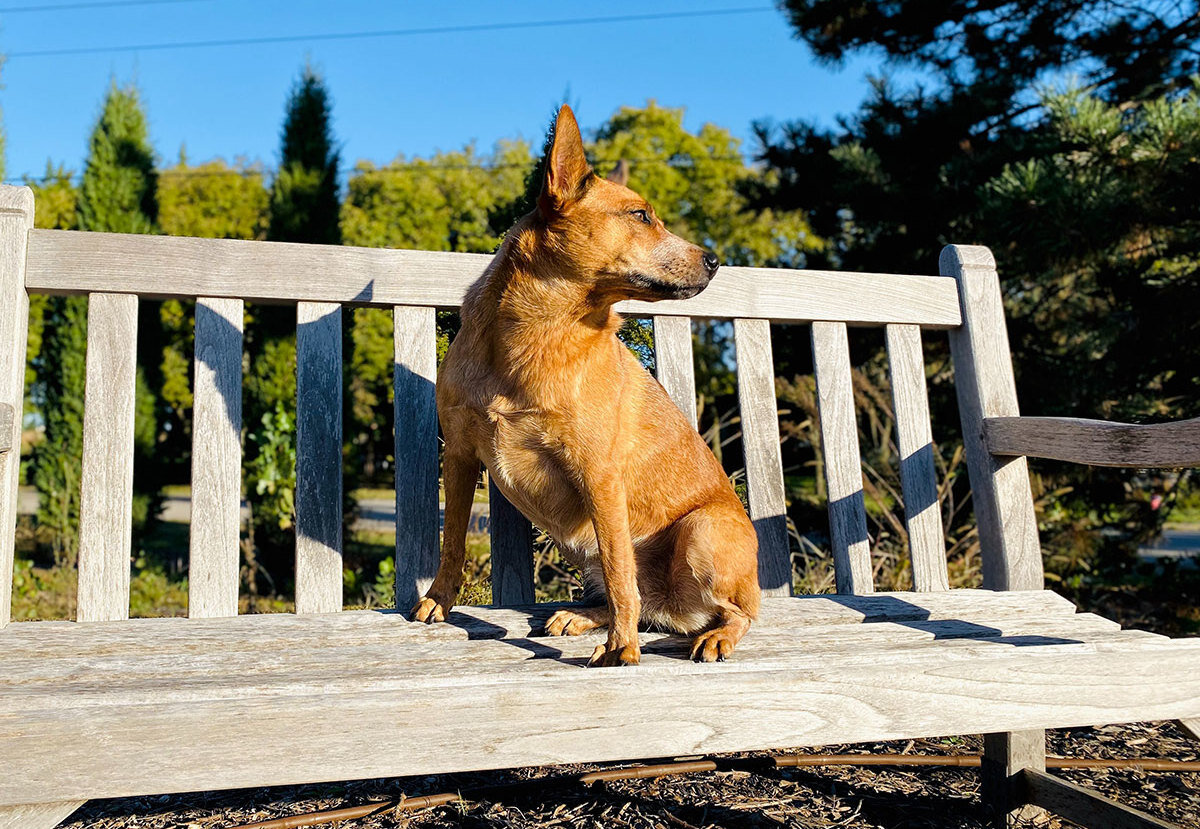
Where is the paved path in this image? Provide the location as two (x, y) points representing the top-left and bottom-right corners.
(17, 488), (490, 534)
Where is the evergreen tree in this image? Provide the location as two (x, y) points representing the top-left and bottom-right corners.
(32, 82), (161, 563)
(268, 64), (341, 245)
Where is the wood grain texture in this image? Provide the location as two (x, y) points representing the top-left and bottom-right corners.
(393, 306), (439, 611)
(488, 476), (535, 605)
(0, 186), (34, 629)
(942, 245), (1043, 593)
(294, 302), (343, 614)
(985, 416), (1200, 469)
(0, 590), (1081, 657)
(26, 229), (963, 326)
(77, 293), (138, 623)
(0, 405), (12, 456)
(652, 315), (698, 429)
(811, 321), (873, 595)
(734, 318), (792, 596)
(2, 631), (1198, 806)
(188, 298), (243, 619)
(1022, 769), (1177, 829)
(885, 325), (949, 592)
(0, 800), (84, 829)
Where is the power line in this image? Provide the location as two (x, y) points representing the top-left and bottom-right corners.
(9, 154), (754, 185)
(0, 0), (203, 13)
(6, 7), (774, 59)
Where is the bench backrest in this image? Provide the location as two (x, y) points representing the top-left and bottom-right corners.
(0, 184), (1042, 626)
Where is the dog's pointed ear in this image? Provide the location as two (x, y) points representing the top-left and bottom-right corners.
(605, 160), (629, 187)
(539, 105), (592, 216)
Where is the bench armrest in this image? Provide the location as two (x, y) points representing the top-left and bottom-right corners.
(0, 403), (13, 456)
(984, 415), (1200, 468)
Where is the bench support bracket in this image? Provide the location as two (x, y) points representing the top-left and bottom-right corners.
(1020, 768), (1180, 829)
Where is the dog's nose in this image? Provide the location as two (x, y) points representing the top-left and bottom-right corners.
(702, 252), (719, 275)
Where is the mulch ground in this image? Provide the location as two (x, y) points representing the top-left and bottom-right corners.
(60, 721), (1200, 829)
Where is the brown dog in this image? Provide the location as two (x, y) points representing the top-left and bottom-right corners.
(411, 105), (760, 666)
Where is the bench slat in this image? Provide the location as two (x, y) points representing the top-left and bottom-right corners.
(4, 638), (1198, 805)
(393, 306), (440, 611)
(25, 229), (964, 326)
(294, 302), (343, 614)
(0, 404), (12, 457)
(188, 298), (244, 619)
(885, 324), (949, 591)
(488, 478), (535, 605)
(812, 321), (873, 595)
(77, 293), (138, 623)
(985, 415), (1200, 468)
(734, 318), (792, 596)
(0, 590), (1081, 656)
(0, 185), (33, 630)
(652, 315), (697, 429)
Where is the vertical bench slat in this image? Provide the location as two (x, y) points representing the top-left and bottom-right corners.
(489, 478), (535, 605)
(294, 302), (343, 614)
(652, 315), (698, 429)
(393, 306), (439, 612)
(77, 293), (139, 622)
(811, 321), (873, 595)
(885, 324), (949, 592)
(733, 318), (792, 596)
(188, 298), (244, 618)
(0, 185), (33, 629)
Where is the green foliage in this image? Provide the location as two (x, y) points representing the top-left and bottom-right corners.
(245, 401), (297, 577)
(77, 82), (158, 234)
(31, 295), (87, 565)
(268, 64), (341, 245)
(159, 153), (268, 240)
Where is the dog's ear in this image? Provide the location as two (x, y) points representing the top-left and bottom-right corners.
(605, 160), (629, 187)
(539, 105), (592, 216)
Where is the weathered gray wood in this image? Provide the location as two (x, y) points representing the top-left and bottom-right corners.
(188, 298), (244, 619)
(3, 634), (1198, 807)
(985, 416), (1200, 469)
(0, 590), (1081, 657)
(652, 315), (698, 429)
(488, 477), (535, 605)
(77, 293), (139, 623)
(983, 730), (1047, 827)
(26, 229), (964, 326)
(1021, 769), (1178, 829)
(734, 318), (792, 596)
(811, 321), (873, 595)
(393, 306), (439, 611)
(0, 405), (12, 456)
(943, 246), (1042, 593)
(0, 186), (34, 629)
(885, 324), (949, 592)
(0, 800), (84, 829)
(0, 616), (1137, 700)
(294, 302), (343, 614)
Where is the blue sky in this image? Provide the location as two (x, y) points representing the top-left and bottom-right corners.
(0, 1), (906, 181)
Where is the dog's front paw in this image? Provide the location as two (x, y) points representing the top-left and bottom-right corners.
(545, 607), (609, 636)
(690, 628), (737, 662)
(588, 638), (640, 667)
(410, 594), (452, 624)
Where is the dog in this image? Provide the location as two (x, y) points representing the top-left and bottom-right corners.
(411, 105), (760, 667)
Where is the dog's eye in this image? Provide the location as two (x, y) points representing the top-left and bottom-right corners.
(630, 209), (652, 225)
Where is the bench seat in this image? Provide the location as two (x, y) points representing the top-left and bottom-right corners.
(3, 589), (1199, 808)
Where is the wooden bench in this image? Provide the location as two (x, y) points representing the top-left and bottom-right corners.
(1, 183), (1197, 829)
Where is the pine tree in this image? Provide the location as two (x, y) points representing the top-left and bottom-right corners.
(32, 82), (161, 562)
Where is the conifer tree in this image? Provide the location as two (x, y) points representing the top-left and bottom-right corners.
(32, 82), (161, 561)
(268, 64), (341, 245)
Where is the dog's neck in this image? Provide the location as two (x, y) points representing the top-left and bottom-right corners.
(463, 222), (623, 384)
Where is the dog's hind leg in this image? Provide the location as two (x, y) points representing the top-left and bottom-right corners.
(411, 449), (479, 623)
(690, 603), (753, 662)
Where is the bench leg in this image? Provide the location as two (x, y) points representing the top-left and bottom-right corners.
(0, 801), (85, 829)
(981, 729), (1046, 827)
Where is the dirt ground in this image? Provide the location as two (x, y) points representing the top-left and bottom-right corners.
(60, 721), (1199, 829)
